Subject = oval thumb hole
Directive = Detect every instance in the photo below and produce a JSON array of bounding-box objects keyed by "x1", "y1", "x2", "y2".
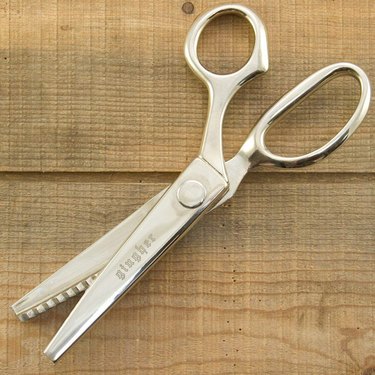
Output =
[{"x1": 265, "y1": 74, "x2": 360, "y2": 158}]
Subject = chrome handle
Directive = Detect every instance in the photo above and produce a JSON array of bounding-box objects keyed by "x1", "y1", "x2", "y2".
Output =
[
  {"x1": 184, "y1": 4, "x2": 269, "y2": 176},
  {"x1": 241, "y1": 62, "x2": 371, "y2": 168}
]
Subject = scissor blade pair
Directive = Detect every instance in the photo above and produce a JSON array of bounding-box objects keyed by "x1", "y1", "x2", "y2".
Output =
[
  {"x1": 44, "y1": 157, "x2": 228, "y2": 362},
  {"x1": 11, "y1": 188, "x2": 167, "y2": 321}
]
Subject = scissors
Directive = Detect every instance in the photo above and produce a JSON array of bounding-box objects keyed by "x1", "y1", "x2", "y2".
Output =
[{"x1": 12, "y1": 4, "x2": 371, "y2": 361}]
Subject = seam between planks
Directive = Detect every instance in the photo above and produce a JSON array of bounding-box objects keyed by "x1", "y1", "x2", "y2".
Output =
[{"x1": 0, "y1": 171, "x2": 373, "y2": 184}]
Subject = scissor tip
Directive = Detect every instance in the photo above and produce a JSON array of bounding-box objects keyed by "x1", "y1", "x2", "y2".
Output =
[
  {"x1": 44, "y1": 340, "x2": 67, "y2": 363},
  {"x1": 44, "y1": 347, "x2": 62, "y2": 363}
]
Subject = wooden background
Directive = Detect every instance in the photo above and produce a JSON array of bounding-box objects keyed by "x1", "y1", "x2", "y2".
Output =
[{"x1": 0, "y1": 0, "x2": 374, "y2": 374}]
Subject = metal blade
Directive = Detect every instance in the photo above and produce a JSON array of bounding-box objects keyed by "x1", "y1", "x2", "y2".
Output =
[
  {"x1": 44, "y1": 157, "x2": 227, "y2": 362},
  {"x1": 11, "y1": 188, "x2": 168, "y2": 321},
  {"x1": 11, "y1": 152, "x2": 246, "y2": 323}
]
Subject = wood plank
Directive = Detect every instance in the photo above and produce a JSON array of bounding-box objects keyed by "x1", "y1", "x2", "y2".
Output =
[
  {"x1": 0, "y1": 0, "x2": 373, "y2": 172},
  {"x1": 1, "y1": 174, "x2": 374, "y2": 374}
]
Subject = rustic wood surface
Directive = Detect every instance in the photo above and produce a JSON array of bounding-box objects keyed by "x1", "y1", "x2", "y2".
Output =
[{"x1": 0, "y1": 1, "x2": 374, "y2": 374}]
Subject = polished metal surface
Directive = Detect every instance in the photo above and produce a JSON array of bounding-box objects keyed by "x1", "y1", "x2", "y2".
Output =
[
  {"x1": 184, "y1": 3, "x2": 268, "y2": 176},
  {"x1": 219, "y1": 62, "x2": 372, "y2": 204},
  {"x1": 11, "y1": 3, "x2": 371, "y2": 362},
  {"x1": 45, "y1": 157, "x2": 228, "y2": 361},
  {"x1": 240, "y1": 62, "x2": 371, "y2": 169},
  {"x1": 11, "y1": 188, "x2": 168, "y2": 321},
  {"x1": 177, "y1": 179, "x2": 207, "y2": 208}
]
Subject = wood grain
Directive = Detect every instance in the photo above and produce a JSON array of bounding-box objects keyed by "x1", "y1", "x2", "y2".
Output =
[
  {"x1": 0, "y1": 1, "x2": 374, "y2": 374},
  {"x1": 1, "y1": 174, "x2": 374, "y2": 374},
  {"x1": 0, "y1": 0, "x2": 373, "y2": 172}
]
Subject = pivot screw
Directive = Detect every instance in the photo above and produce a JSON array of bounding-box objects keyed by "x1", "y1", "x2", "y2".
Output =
[{"x1": 177, "y1": 180, "x2": 206, "y2": 208}]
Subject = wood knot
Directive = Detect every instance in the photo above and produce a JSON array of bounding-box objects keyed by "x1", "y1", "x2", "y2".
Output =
[
  {"x1": 182, "y1": 2, "x2": 194, "y2": 14},
  {"x1": 60, "y1": 25, "x2": 72, "y2": 31}
]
